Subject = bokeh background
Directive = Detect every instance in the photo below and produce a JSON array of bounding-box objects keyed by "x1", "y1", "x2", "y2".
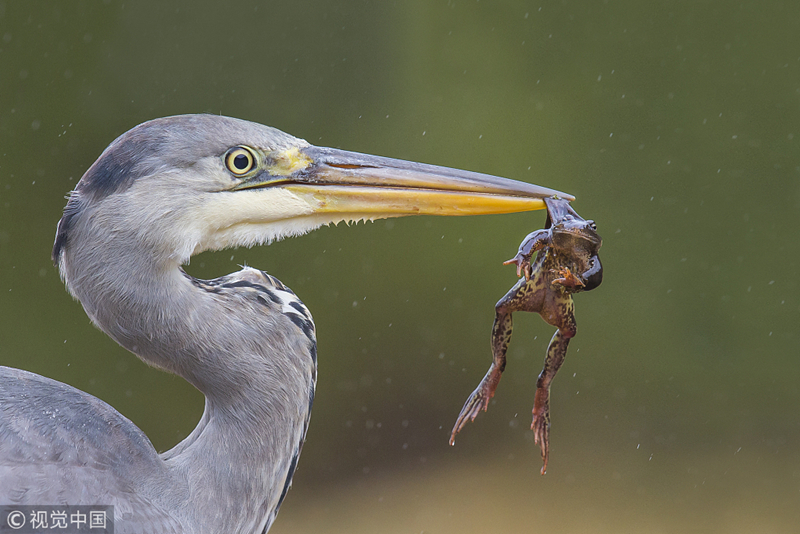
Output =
[{"x1": 1, "y1": 1, "x2": 799, "y2": 532}]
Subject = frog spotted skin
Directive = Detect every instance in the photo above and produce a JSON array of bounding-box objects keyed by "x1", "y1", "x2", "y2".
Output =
[{"x1": 449, "y1": 197, "x2": 602, "y2": 474}]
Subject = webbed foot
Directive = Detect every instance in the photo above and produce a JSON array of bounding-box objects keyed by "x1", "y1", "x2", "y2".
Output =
[
  {"x1": 532, "y1": 386, "x2": 551, "y2": 475},
  {"x1": 449, "y1": 365, "x2": 502, "y2": 445}
]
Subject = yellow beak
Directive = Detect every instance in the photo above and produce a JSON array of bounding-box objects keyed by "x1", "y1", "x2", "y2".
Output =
[{"x1": 242, "y1": 145, "x2": 573, "y2": 218}]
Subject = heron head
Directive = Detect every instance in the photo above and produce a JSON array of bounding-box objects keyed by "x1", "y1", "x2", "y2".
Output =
[{"x1": 54, "y1": 115, "x2": 572, "y2": 268}]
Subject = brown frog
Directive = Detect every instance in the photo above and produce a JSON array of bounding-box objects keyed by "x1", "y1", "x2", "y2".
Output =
[{"x1": 449, "y1": 197, "x2": 602, "y2": 474}]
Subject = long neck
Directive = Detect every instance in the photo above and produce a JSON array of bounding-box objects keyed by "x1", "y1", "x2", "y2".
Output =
[{"x1": 61, "y1": 228, "x2": 315, "y2": 533}]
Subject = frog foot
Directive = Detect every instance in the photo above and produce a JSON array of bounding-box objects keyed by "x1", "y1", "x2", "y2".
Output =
[
  {"x1": 449, "y1": 367, "x2": 502, "y2": 445},
  {"x1": 550, "y1": 267, "x2": 584, "y2": 288},
  {"x1": 532, "y1": 388, "x2": 551, "y2": 475},
  {"x1": 503, "y1": 254, "x2": 533, "y2": 280}
]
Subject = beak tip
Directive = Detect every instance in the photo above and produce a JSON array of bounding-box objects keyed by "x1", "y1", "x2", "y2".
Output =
[{"x1": 538, "y1": 189, "x2": 575, "y2": 203}]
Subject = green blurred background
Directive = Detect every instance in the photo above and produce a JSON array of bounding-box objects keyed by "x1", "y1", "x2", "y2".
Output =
[{"x1": 1, "y1": 1, "x2": 798, "y2": 532}]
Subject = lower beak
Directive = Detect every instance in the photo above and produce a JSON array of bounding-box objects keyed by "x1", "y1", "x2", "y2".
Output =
[{"x1": 248, "y1": 145, "x2": 573, "y2": 218}]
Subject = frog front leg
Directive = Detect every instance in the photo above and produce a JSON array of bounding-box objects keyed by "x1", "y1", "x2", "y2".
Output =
[
  {"x1": 503, "y1": 229, "x2": 550, "y2": 280},
  {"x1": 532, "y1": 296, "x2": 576, "y2": 474},
  {"x1": 550, "y1": 267, "x2": 585, "y2": 289},
  {"x1": 581, "y1": 254, "x2": 603, "y2": 291}
]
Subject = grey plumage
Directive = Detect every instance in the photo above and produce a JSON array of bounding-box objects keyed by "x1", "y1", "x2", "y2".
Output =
[
  {"x1": 0, "y1": 115, "x2": 570, "y2": 533},
  {"x1": 1, "y1": 266, "x2": 315, "y2": 534}
]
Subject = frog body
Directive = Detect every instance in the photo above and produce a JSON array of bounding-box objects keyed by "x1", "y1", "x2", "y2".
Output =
[{"x1": 449, "y1": 197, "x2": 602, "y2": 474}]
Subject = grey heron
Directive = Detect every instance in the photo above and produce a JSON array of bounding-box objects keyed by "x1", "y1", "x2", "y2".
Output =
[{"x1": 0, "y1": 115, "x2": 572, "y2": 533}]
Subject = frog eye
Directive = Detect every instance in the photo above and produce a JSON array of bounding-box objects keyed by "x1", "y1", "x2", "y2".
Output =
[
  {"x1": 588, "y1": 221, "x2": 597, "y2": 230},
  {"x1": 224, "y1": 146, "x2": 257, "y2": 176}
]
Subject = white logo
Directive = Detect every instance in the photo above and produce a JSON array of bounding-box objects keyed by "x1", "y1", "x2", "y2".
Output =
[{"x1": 6, "y1": 510, "x2": 26, "y2": 529}]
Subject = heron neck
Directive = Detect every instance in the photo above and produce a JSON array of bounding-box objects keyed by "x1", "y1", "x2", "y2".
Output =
[{"x1": 62, "y1": 240, "x2": 314, "y2": 533}]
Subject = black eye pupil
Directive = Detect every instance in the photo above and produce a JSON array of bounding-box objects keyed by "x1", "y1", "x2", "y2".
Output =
[{"x1": 233, "y1": 153, "x2": 249, "y2": 170}]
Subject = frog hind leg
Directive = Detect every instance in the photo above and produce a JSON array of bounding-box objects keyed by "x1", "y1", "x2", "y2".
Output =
[
  {"x1": 449, "y1": 282, "x2": 528, "y2": 445},
  {"x1": 532, "y1": 310, "x2": 576, "y2": 474}
]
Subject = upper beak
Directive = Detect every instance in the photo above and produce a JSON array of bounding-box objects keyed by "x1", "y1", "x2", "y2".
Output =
[{"x1": 242, "y1": 144, "x2": 573, "y2": 218}]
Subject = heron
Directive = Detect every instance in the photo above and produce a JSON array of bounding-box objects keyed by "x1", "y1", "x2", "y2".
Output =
[{"x1": 0, "y1": 115, "x2": 572, "y2": 533}]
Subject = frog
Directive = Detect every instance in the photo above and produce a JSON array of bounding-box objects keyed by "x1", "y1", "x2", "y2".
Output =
[{"x1": 449, "y1": 196, "x2": 603, "y2": 474}]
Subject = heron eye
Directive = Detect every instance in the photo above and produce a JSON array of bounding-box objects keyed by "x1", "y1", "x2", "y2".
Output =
[{"x1": 224, "y1": 147, "x2": 256, "y2": 176}]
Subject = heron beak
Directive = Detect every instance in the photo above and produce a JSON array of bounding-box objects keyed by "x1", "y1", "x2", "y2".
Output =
[{"x1": 239, "y1": 145, "x2": 574, "y2": 217}]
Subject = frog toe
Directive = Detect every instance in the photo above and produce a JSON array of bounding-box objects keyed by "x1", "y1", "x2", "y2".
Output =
[
  {"x1": 503, "y1": 254, "x2": 533, "y2": 280},
  {"x1": 449, "y1": 387, "x2": 492, "y2": 444},
  {"x1": 531, "y1": 414, "x2": 550, "y2": 475}
]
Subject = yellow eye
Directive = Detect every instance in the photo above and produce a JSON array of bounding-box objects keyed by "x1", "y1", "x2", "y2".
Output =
[{"x1": 224, "y1": 146, "x2": 256, "y2": 176}]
